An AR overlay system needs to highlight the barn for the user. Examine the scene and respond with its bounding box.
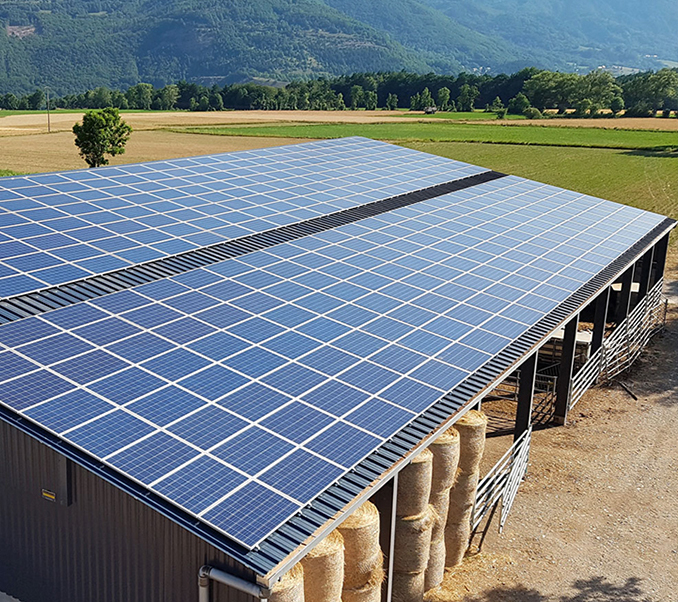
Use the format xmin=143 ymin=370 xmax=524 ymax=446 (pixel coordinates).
xmin=0 ymin=137 xmax=673 ymax=602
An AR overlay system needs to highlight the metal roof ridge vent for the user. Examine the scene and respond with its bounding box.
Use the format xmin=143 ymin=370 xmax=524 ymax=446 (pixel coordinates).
xmin=0 ymin=170 xmax=505 ymax=324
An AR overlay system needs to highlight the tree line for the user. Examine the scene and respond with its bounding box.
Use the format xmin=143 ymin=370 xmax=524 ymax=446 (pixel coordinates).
xmin=1 ymin=68 xmax=677 ymax=117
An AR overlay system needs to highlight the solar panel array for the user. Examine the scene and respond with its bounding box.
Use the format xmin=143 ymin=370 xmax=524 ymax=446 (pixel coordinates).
xmin=0 ymin=138 xmax=486 ymax=299
xmin=0 ymin=170 xmax=665 ymax=549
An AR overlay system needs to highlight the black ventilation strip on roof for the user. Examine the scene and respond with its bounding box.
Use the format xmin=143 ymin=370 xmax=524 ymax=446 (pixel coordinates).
xmin=0 ymin=170 xmax=505 ymax=324
xmin=1 ymin=218 xmax=673 ymax=580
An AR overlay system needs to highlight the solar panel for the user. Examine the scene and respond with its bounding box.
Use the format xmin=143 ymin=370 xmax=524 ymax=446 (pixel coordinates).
xmin=0 ymin=138 xmax=487 ymax=298
xmin=0 ymin=172 xmax=666 ymax=549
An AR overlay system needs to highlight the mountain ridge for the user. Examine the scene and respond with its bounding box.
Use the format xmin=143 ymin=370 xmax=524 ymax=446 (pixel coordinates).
xmin=0 ymin=0 xmax=676 ymax=94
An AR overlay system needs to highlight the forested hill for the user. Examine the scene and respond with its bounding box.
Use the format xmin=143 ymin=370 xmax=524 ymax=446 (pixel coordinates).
xmin=0 ymin=0 xmax=676 ymax=95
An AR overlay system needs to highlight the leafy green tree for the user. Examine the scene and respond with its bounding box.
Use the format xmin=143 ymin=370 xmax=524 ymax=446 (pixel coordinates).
xmin=436 ymin=87 xmax=451 ymax=111
xmin=448 ymin=99 xmax=456 ymax=112
xmin=507 ymin=92 xmax=530 ymax=114
xmin=198 ymin=95 xmax=210 ymax=111
xmin=489 ymin=96 xmax=504 ymax=111
xmin=523 ymin=71 xmax=579 ymax=112
xmin=88 ymin=87 xmax=112 ymax=109
xmin=364 ymin=90 xmax=378 ymax=110
xmin=209 ymin=89 xmax=224 ymax=111
xmin=420 ymin=87 xmax=434 ymax=109
xmin=72 ymin=108 xmax=132 ymax=168
xmin=610 ymin=96 xmax=625 ymax=115
xmin=126 ymin=83 xmax=154 ymax=110
xmin=457 ymin=84 xmax=479 ymax=112
xmin=1 ymin=93 xmax=20 ymax=110
xmin=350 ymin=85 xmax=364 ymax=109
xmin=523 ymin=106 xmax=542 ymax=119
xmin=336 ymin=92 xmax=346 ymax=110
xmin=410 ymin=92 xmax=422 ymax=111
xmin=578 ymin=71 xmax=621 ymax=110
xmin=385 ymin=93 xmax=398 ymax=110
xmin=153 ymin=85 xmax=179 ymax=110
xmin=27 ymin=89 xmax=45 ymax=110
xmin=574 ymin=98 xmax=592 ymax=116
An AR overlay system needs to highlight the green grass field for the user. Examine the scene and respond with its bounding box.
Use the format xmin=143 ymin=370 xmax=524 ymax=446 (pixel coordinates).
xmin=177 ymin=122 xmax=678 ymax=151
xmin=405 ymin=142 xmax=677 ymax=225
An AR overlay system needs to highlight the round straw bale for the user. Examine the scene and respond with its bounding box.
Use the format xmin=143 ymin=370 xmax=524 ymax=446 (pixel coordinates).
xmin=270 ymin=563 xmax=304 ymax=602
xmin=429 ymin=428 xmax=460 ymax=492
xmin=447 ymin=470 xmax=479 ymax=519
xmin=424 ymin=538 xmax=446 ymax=592
xmin=455 ymin=411 xmax=487 ymax=474
xmin=397 ymin=449 xmax=433 ymax=517
xmin=444 ymin=515 xmax=471 ymax=568
xmin=338 ymin=502 xmax=382 ymax=589
xmin=342 ymin=565 xmax=384 ymax=602
xmin=301 ymin=530 xmax=344 ymax=602
xmin=391 ymin=570 xmax=426 ymax=602
xmin=393 ymin=505 xmax=435 ymax=573
xmin=428 ymin=488 xmax=450 ymax=542
xmin=342 ymin=571 xmax=384 ymax=602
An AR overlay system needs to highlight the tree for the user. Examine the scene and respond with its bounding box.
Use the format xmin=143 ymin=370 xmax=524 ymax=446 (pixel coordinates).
xmin=420 ymin=87 xmax=434 ymax=109
xmin=507 ymin=93 xmax=530 ymax=115
xmin=457 ymin=84 xmax=479 ymax=112
xmin=72 ymin=108 xmax=132 ymax=168
xmin=610 ymin=96 xmax=625 ymax=115
xmin=385 ymin=93 xmax=398 ymax=110
xmin=364 ymin=91 xmax=378 ymax=110
xmin=336 ymin=93 xmax=346 ymax=111
xmin=436 ymin=87 xmax=450 ymax=111
xmin=410 ymin=92 xmax=422 ymax=111
xmin=489 ymin=96 xmax=504 ymax=112
xmin=350 ymin=85 xmax=364 ymax=110
xmin=27 ymin=89 xmax=45 ymax=110
xmin=126 ymin=83 xmax=154 ymax=110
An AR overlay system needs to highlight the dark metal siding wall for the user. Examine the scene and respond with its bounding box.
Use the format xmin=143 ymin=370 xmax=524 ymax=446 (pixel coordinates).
xmin=0 ymin=420 xmax=256 ymax=602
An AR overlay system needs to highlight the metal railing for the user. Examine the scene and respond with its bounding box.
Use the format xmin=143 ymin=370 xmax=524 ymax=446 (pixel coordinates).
xmin=472 ymin=427 xmax=532 ymax=532
xmin=570 ymin=278 xmax=667 ymax=409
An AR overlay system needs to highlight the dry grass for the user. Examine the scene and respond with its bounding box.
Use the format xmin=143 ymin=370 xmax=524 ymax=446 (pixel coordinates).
xmin=0 ymin=130 xmax=308 ymax=174
xmin=1 ymin=110 xmax=676 ymax=138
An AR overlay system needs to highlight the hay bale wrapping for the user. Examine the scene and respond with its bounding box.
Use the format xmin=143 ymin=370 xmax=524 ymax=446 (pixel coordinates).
xmin=393 ymin=504 xmax=436 ymax=573
xmin=341 ymin=564 xmax=384 ymax=602
xmin=428 ymin=487 xmax=450 ymax=543
xmin=455 ymin=410 xmax=487 ymax=474
xmin=301 ymin=530 xmax=344 ymax=602
xmin=396 ymin=448 xmax=433 ymax=517
xmin=270 ymin=563 xmax=304 ymax=602
xmin=424 ymin=537 xmax=446 ymax=592
xmin=338 ymin=501 xmax=382 ymax=590
xmin=429 ymin=428 xmax=460 ymax=492
xmin=391 ymin=570 xmax=426 ymax=602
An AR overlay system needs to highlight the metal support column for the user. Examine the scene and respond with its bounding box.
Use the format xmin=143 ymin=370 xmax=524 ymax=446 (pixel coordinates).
xmin=385 ymin=473 xmax=398 ymax=602
xmin=554 ymin=314 xmax=579 ymax=425
xmin=515 ymin=352 xmax=537 ymax=442
xmin=633 ymin=248 xmax=655 ymax=309
xmin=591 ymin=288 xmax=610 ymax=353
xmin=650 ymin=234 xmax=669 ymax=289
xmin=615 ymin=266 xmax=634 ymax=324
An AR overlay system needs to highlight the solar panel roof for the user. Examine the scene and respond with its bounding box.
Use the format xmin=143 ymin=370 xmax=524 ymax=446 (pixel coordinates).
xmin=0 ymin=138 xmax=486 ymax=299
xmin=0 ymin=165 xmax=668 ymax=550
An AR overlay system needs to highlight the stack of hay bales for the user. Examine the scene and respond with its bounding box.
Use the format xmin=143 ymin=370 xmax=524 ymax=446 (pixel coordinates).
xmin=445 ymin=410 xmax=487 ymax=567
xmin=338 ymin=501 xmax=384 ymax=602
xmin=424 ymin=428 xmax=460 ymax=591
xmin=270 ymin=563 xmax=305 ymax=602
xmin=301 ymin=530 xmax=344 ymax=602
xmin=392 ymin=449 xmax=435 ymax=602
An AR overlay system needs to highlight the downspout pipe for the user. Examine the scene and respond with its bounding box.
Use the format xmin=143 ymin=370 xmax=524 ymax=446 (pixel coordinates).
xmin=199 ymin=565 xmax=269 ymax=601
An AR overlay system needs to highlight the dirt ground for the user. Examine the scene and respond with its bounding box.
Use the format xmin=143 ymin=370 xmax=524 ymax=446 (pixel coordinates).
xmin=427 ymin=267 xmax=678 ymax=602
xmin=1 ymin=110 xmax=676 ymax=137
xmin=0 ymin=130 xmax=308 ymax=173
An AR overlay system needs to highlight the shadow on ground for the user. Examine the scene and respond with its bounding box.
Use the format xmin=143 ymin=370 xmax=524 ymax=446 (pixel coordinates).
xmin=464 ymin=577 xmax=652 ymax=602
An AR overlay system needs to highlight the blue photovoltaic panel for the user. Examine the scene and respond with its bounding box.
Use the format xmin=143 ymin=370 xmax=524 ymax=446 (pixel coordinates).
xmin=0 ymin=170 xmax=668 ymax=549
xmin=0 ymin=137 xmax=487 ymax=298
